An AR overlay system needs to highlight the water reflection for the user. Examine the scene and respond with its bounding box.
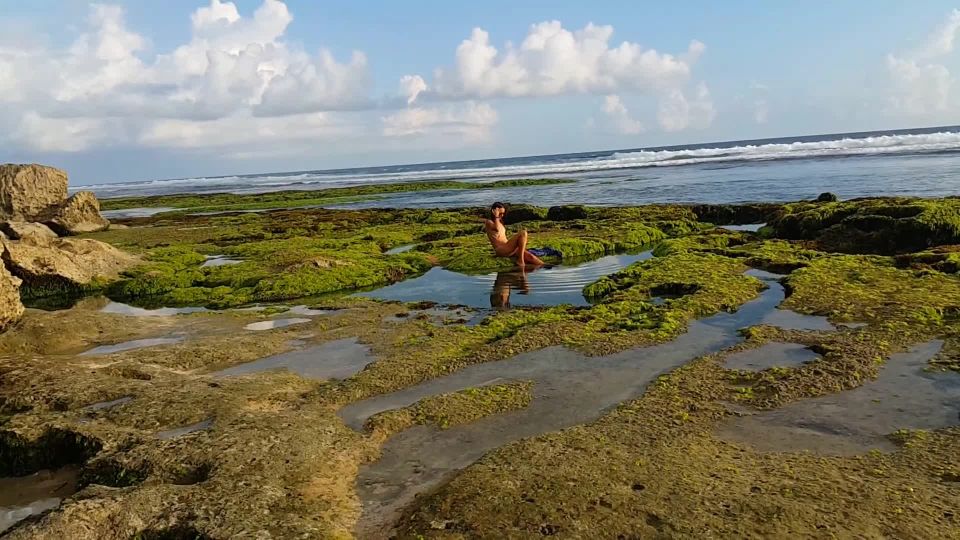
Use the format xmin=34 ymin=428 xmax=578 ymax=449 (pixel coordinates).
xmin=357 ymin=251 xmax=654 ymax=308
xmin=489 ymin=269 xmax=531 ymax=308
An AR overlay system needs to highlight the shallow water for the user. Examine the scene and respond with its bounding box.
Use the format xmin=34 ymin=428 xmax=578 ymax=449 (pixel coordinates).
xmin=283 ymin=305 xmax=332 ymax=317
xmin=83 ymin=396 xmax=133 ymax=412
xmin=742 ymin=269 xmax=835 ymax=331
xmin=357 ymin=251 xmax=654 ymax=308
xmin=722 ymin=223 xmax=766 ymax=232
xmin=243 ymin=318 xmax=311 ymax=331
xmin=156 ymin=419 xmax=214 ymax=440
xmin=725 ymin=342 xmax=820 ymax=371
xmin=339 ymin=273 xmax=832 ymax=536
xmin=80 ymin=336 xmax=184 ymax=356
xmin=101 ymin=207 xmax=175 ymax=218
xmin=384 ymin=244 xmax=417 ymax=255
xmin=100 ymin=302 xmax=208 ymax=317
xmin=716 ymin=340 xmax=958 ymax=456
xmin=386 ymin=306 xmax=487 ymax=327
xmin=0 ymin=467 xmax=79 ymax=533
xmin=201 ymin=255 xmax=242 ymax=267
xmin=212 ymin=337 xmax=374 ymax=380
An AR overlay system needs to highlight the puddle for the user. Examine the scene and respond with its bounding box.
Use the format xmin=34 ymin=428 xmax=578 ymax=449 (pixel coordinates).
xmin=282 ymin=306 xmax=332 ymax=317
xmin=155 ymin=419 xmax=214 ymax=440
xmin=83 ymin=396 xmax=133 ymax=412
xmin=384 ymin=244 xmax=417 ymax=255
xmin=243 ymin=318 xmax=311 ymax=331
xmin=100 ymin=302 xmax=209 ymax=317
xmin=839 ymin=322 xmax=869 ymax=329
xmin=0 ymin=466 xmax=79 ymax=534
xmin=357 ymin=251 xmax=654 ymax=308
xmin=340 ymin=273 xmax=834 ymax=536
xmin=387 ymin=306 xmax=487 ymax=327
xmin=743 ymin=269 xmax=835 ymax=331
xmin=212 ymin=337 xmax=374 ymax=380
xmin=722 ymin=223 xmax=767 ymax=232
xmin=101 ymin=207 xmax=176 ymax=219
xmin=80 ymin=336 xmax=184 ymax=356
xmin=201 ymin=255 xmax=242 ymax=267
xmin=725 ymin=342 xmax=820 ymax=371
xmin=716 ymin=340 xmax=959 ymax=456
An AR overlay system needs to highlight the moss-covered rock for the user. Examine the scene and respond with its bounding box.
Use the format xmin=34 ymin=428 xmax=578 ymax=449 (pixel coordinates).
xmin=768 ymin=197 xmax=960 ymax=254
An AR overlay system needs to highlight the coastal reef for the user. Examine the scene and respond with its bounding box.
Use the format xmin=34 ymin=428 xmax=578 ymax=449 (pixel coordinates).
xmin=1 ymin=183 xmax=958 ymax=538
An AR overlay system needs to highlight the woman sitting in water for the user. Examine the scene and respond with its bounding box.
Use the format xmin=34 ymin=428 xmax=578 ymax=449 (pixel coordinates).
xmin=484 ymin=202 xmax=545 ymax=268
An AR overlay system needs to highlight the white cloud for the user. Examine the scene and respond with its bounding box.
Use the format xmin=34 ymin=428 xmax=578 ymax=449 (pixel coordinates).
xmin=1 ymin=0 xmax=373 ymax=152
xmin=399 ymin=74 xmax=428 ymax=105
xmin=886 ymin=54 xmax=951 ymax=115
xmin=657 ymin=82 xmax=715 ymax=132
xmin=599 ymin=95 xmax=643 ymax=135
xmin=406 ymin=22 xmax=702 ymax=102
xmin=886 ymin=9 xmax=960 ymax=117
xmin=382 ymin=102 xmax=498 ymax=141
xmin=921 ymin=9 xmax=960 ymax=58
xmin=138 ymin=112 xmax=356 ymax=158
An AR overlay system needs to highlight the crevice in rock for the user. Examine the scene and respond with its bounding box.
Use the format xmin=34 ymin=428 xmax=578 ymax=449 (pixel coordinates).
xmin=0 ymin=428 xmax=102 ymax=477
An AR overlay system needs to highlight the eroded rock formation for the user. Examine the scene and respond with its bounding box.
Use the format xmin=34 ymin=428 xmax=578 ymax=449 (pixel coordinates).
xmin=2 ymin=236 xmax=139 ymax=296
xmin=46 ymin=191 xmax=110 ymax=235
xmin=0 ymin=164 xmax=68 ymax=222
xmin=0 ymin=243 xmax=24 ymax=331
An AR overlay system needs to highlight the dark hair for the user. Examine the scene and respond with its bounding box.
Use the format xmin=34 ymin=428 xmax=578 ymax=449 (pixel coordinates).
xmin=491 ymin=202 xmax=505 ymax=210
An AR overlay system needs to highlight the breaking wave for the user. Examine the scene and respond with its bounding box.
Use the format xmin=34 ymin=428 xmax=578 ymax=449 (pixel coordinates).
xmin=81 ymin=130 xmax=960 ymax=198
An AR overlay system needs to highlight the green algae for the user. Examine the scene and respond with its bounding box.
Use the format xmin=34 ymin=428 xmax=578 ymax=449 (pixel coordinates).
xmin=769 ymin=197 xmax=960 ymax=254
xmin=101 ymin=178 xmax=573 ymax=213
xmin=5 ymin=196 xmax=960 ymax=538
xmin=363 ymin=381 xmax=533 ymax=435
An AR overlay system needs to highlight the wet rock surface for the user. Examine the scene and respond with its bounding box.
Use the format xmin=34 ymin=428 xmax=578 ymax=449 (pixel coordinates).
xmin=341 ymin=277 xmax=834 ymax=537
xmin=717 ymin=340 xmax=959 ymax=455
xmin=1 ymin=196 xmax=959 ymax=538
xmin=0 ymin=466 xmax=80 ymax=534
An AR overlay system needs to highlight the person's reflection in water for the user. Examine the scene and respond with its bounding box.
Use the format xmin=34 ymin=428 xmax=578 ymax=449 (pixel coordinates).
xmin=490 ymin=268 xmax=533 ymax=309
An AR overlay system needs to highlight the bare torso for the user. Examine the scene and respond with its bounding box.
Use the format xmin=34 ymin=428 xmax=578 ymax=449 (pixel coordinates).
xmin=485 ymin=219 xmax=509 ymax=254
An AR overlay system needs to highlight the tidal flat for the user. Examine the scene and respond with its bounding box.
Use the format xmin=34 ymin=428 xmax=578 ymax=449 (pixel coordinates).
xmin=2 ymin=186 xmax=960 ymax=538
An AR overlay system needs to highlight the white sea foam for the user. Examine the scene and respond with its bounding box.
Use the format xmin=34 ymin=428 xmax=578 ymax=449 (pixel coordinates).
xmin=81 ymin=131 xmax=960 ymax=197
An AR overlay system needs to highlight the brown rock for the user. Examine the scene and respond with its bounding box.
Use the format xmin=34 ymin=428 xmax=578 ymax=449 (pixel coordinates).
xmin=0 ymin=164 xmax=68 ymax=221
xmin=46 ymin=191 xmax=110 ymax=235
xmin=2 ymin=236 xmax=139 ymax=294
xmin=0 ymin=242 xmax=24 ymax=331
xmin=0 ymin=221 xmax=58 ymax=242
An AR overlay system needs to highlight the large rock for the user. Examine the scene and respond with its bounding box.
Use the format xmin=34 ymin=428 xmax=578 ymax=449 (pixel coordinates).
xmin=547 ymin=205 xmax=589 ymax=221
xmin=46 ymin=191 xmax=110 ymax=235
xmin=0 ymin=221 xmax=58 ymax=243
xmin=2 ymin=237 xmax=139 ymax=296
xmin=0 ymin=164 xmax=68 ymax=221
xmin=0 ymin=243 xmax=24 ymax=331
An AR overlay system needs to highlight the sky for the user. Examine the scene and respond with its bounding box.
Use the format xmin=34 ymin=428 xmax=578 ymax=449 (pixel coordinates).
xmin=2 ymin=1 xmax=960 ymax=185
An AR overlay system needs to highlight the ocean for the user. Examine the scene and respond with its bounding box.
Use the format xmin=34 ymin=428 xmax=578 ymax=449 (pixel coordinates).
xmin=82 ymin=126 xmax=960 ymax=206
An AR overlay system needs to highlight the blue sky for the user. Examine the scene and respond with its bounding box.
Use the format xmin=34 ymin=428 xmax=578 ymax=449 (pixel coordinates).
xmin=2 ymin=1 xmax=959 ymax=184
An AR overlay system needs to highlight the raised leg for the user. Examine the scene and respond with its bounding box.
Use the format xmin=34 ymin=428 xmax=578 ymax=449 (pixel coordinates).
xmin=514 ymin=230 xmax=529 ymax=268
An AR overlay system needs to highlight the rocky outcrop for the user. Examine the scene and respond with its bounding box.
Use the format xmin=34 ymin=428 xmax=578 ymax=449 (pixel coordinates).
xmin=0 ymin=221 xmax=58 ymax=243
xmin=0 ymin=164 xmax=68 ymax=222
xmin=0 ymin=243 xmax=24 ymax=330
xmin=46 ymin=191 xmax=110 ymax=235
xmin=547 ymin=205 xmax=589 ymax=221
xmin=2 ymin=236 xmax=139 ymax=297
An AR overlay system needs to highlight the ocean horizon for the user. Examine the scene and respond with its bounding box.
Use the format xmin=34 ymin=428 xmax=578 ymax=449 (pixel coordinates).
xmin=80 ymin=125 xmax=960 ymax=206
